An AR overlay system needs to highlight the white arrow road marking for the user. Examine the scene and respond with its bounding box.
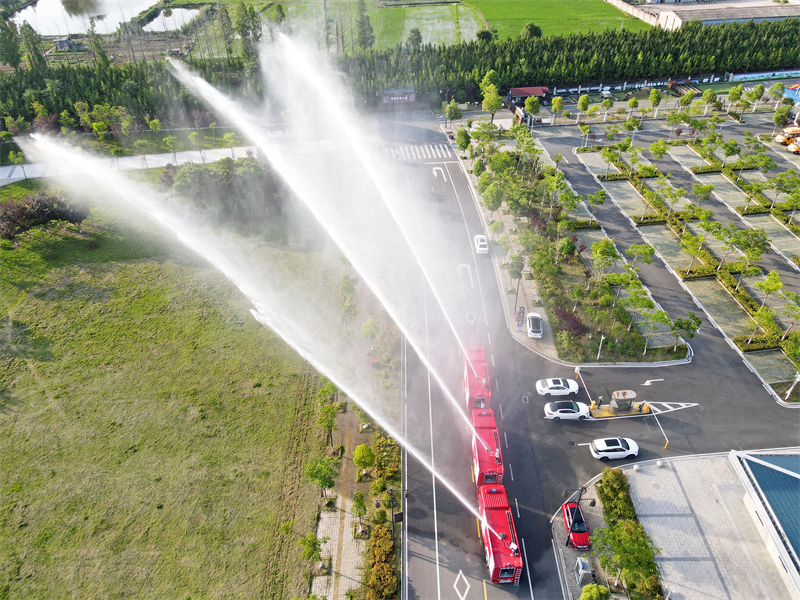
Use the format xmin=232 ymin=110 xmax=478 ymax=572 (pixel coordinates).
xmin=458 ymin=263 xmax=474 ymax=288
xmin=642 ymin=379 xmax=664 ymax=386
xmin=453 ymin=569 xmax=471 ymax=600
xmin=433 ymin=166 xmax=447 ymax=182
xmin=647 ymin=402 xmax=699 ymax=415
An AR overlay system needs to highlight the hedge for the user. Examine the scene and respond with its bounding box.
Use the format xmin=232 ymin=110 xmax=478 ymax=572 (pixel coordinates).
xmin=569 ymin=220 xmax=602 ymax=230
xmin=595 ymin=468 xmax=636 ymax=524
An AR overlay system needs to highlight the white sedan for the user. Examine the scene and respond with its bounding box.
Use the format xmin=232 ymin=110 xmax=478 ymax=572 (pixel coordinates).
xmin=474 ymin=234 xmax=489 ymax=254
xmin=544 ymin=401 xmax=591 ymax=421
xmin=536 ymin=378 xmax=580 ymax=397
xmin=589 ymin=437 xmax=639 ymax=462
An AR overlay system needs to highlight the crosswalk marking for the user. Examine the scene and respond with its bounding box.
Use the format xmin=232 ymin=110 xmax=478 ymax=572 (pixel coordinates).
xmin=384 ymin=144 xmax=452 ymax=161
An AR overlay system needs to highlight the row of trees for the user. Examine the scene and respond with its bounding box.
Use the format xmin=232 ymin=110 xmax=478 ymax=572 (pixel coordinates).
xmin=338 ymin=19 xmax=800 ymax=101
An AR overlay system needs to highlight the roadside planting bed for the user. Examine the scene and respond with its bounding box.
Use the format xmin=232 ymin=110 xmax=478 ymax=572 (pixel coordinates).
xmin=740 ymin=275 xmax=794 ymax=330
xmin=685 ymin=222 xmax=743 ymax=266
xmin=579 ymin=151 xmax=620 ymax=178
xmin=638 ymin=224 xmax=694 ymax=270
xmin=696 ymin=172 xmax=751 ymax=210
xmin=642 ymin=178 xmax=693 ymax=212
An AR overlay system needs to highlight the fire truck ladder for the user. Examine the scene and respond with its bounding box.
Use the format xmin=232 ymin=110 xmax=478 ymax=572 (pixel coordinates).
xmin=506 ymin=511 xmax=522 ymax=586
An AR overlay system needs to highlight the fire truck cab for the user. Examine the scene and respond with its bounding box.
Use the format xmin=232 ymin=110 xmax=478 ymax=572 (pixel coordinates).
xmin=464 ymin=346 xmax=492 ymax=410
xmin=478 ymin=485 xmax=523 ymax=585
xmin=471 ymin=409 xmax=504 ymax=486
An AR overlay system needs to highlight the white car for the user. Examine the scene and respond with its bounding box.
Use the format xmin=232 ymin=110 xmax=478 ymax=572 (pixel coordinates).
xmin=589 ymin=437 xmax=639 ymax=462
xmin=526 ymin=312 xmax=543 ymax=338
xmin=544 ymin=401 xmax=591 ymax=421
xmin=474 ymin=234 xmax=489 ymax=254
xmin=536 ymin=378 xmax=580 ymax=397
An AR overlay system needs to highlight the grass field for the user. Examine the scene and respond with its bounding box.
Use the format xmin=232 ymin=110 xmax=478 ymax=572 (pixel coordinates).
xmin=1 ymin=187 xmax=324 ymax=598
xmin=465 ymin=0 xmax=650 ymax=39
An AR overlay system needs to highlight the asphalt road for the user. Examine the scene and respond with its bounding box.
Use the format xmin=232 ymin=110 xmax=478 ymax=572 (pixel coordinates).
xmin=375 ymin=110 xmax=800 ymax=600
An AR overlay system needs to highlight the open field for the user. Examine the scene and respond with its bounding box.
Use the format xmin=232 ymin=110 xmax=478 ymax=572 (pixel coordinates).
xmin=464 ymin=0 xmax=650 ymax=39
xmin=1 ymin=192 xmax=323 ymax=598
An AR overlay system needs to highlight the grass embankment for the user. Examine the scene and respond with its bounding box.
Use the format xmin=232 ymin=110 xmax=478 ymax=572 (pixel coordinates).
xmin=1 ymin=195 xmax=323 ymax=597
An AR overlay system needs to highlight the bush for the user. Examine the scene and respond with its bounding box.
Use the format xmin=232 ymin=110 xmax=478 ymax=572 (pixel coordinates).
xmin=370 ymin=478 xmax=386 ymax=496
xmin=595 ymin=467 xmax=636 ymax=524
xmin=579 ymin=584 xmax=611 ymax=600
xmin=372 ymin=508 xmax=387 ymax=524
xmin=367 ymin=562 xmax=398 ymax=600
xmin=472 ymin=157 xmax=485 ymax=176
xmin=554 ymin=306 xmax=587 ymax=336
xmin=555 ymin=330 xmax=584 ymax=361
xmin=373 ymin=430 xmax=400 ymax=480
xmin=557 ymin=236 xmax=576 ymax=257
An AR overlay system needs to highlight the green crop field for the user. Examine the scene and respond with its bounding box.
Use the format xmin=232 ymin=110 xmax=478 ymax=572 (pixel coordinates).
xmin=465 ymin=0 xmax=651 ymax=39
xmin=0 ymin=182 xmax=323 ymax=598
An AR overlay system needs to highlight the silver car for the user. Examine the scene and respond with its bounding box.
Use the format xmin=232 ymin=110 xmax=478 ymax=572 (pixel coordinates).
xmin=544 ymin=401 xmax=591 ymax=421
xmin=589 ymin=437 xmax=639 ymax=462
xmin=474 ymin=234 xmax=489 ymax=254
xmin=536 ymin=378 xmax=580 ymax=397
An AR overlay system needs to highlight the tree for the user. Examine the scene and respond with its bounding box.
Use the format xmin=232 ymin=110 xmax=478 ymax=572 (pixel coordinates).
xmin=406 ymin=27 xmax=422 ymax=54
xmin=692 ymin=183 xmax=715 ymax=203
xmin=577 ymin=94 xmax=590 ymax=114
xmin=643 ymin=310 xmax=671 ymax=355
xmin=482 ymin=84 xmax=503 ymax=123
xmin=271 ymin=3 xmax=286 ymax=27
xmin=587 ymin=189 xmax=606 ymax=224
xmin=188 ymin=131 xmax=200 ymax=151
xmin=769 ymin=169 xmax=800 ymax=208
xmin=20 ymin=21 xmax=46 ymax=71
xmin=507 ymin=253 xmax=525 ymax=282
xmin=732 ymin=228 xmax=770 ymax=290
xmin=728 ymin=84 xmax=743 ymax=111
xmin=519 ymin=22 xmax=542 ymax=39
xmin=579 ymin=583 xmax=611 ymax=600
xmin=352 ymin=492 xmax=367 ymax=524
xmin=781 ymin=291 xmax=800 ymax=340
xmin=551 ymin=96 xmax=563 ymax=116
xmin=299 ymin=531 xmax=328 ymax=564
xmin=317 ymin=403 xmax=339 ymax=448
xmin=774 ymin=105 xmax=792 ymax=134
xmin=600 ymin=98 xmax=613 ymax=112
xmin=445 ymin=100 xmax=463 ymax=127
xmin=524 ymin=95 xmax=540 ymax=116
xmin=627 ymin=97 xmax=639 ymax=118
xmin=223 ymin=132 xmax=238 ymax=149
xmin=679 ymin=90 xmax=695 ymax=108
xmin=162 ymin=135 xmax=177 ymax=162
xmin=456 ymin=127 xmax=471 ymax=152
xmin=701 ymin=87 xmax=717 ymax=106
xmin=353 ymin=444 xmax=376 ymax=472
xmin=769 ymin=82 xmax=786 ymax=102
xmin=666 ymin=111 xmax=683 ymax=141
xmin=626 ymin=243 xmax=654 ymax=267
xmin=219 ymin=6 xmax=235 ymax=58
xmin=720 ymin=139 xmax=739 ymax=166
xmin=680 ymin=232 xmax=704 ymax=274
xmin=476 ymin=29 xmax=495 ymax=43
xmin=649 ymin=138 xmax=667 ymax=162
xmin=671 ymin=311 xmax=701 ymax=351
xmin=0 ymin=20 xmax=21 ymax=71
xmin=649 ymin=88 xmax=661 ymax=111
xmin=149 ymin=118 xmax=162 ymax=147
xmin=482 ymin=181 xmax=504 ymax=218
xmin=591 ymin=238 xmax=620 ymax=278
xmin=234 ymin=1 xmax=263 ymax=60
xmin=755 ymin=270 xmax=783 ymax=307
xmin=593 ymin=520 xmax=660 ymax=586
xmin=86 ymin=18 xmax=109 ymax=70
xmin=304 ymin=456 xmax=338 ymax=497
xmin=480 ymin=70 xmax=500 ymax=95
xmin=623 ymin=280 xmax=654 ymax=331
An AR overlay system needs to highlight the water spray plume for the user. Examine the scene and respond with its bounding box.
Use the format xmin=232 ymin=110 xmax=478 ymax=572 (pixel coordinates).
xmin=25 ymin=134 xmax=496 ymax=530
xmin=272 ymin=34 xmax=481 ymax=382
xmin=166 ymin=59 xmax=490 ymax=450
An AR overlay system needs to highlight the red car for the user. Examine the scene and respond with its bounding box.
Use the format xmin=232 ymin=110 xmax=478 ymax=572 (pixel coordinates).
xmin=562 ymin=502 xmax=590 ymax=550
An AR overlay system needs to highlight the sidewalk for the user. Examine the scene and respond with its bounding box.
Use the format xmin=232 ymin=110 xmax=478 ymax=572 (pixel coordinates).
xmin=0 ymin=145 xmax=261 ymax=187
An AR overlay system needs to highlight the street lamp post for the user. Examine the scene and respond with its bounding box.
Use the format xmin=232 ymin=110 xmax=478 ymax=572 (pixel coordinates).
xmin=386 ymin=488 xmax=409 ymax=547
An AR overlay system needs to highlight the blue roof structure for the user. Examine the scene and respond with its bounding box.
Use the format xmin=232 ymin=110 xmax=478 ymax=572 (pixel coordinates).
xmin=742 ymin=453 xmax=800 ymax=566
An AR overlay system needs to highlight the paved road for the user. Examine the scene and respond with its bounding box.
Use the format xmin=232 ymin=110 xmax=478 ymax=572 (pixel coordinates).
xmin=377 ymin=110 xmax=800 ymax=600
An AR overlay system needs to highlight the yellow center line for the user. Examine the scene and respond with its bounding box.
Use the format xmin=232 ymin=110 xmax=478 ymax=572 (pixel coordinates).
xmin=471 ymin=464 xmax=475 ymax=483
xmin=476 ymin=517 xmax=481 ymax=539
xmin=483 ymin=579 xmax=488 ymax=600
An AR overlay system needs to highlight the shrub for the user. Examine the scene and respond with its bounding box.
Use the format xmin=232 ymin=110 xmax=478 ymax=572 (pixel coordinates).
xmin=555 ymin=330 xmax=584 ymax=361
xmin=373 ymin=430 xmax=400 ymax=480
xmin=472 ymin=157 xmax=485 ymax=177
xmin=372 ymin=508 xmax=387 ymax=524
xmin=370 ymin=478 xmax=386 ymax=496
xmin=557 ymin=237 xmax=576 ymax=257
xmin=579 ymin=584 xmax=611 ymax=600
xmin=367 ymin=562 xmax=398 ymax=600
xmin=595 ymin=467 xmax=636 ymax=524
xmin=554 ymin=307 xmax=587 ymax=336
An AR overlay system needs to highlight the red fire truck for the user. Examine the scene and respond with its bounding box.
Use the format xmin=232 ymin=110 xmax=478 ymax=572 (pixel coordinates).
xmin=464 ymin=346 xmax=491 ymax=410
xmin=471 ymin=409 xmax=504 ymax=486
xmin=478 ymin=485 xmax=523 ymax=585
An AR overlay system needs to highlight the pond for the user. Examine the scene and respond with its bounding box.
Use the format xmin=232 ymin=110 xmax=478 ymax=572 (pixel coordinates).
xmin=12 ymin=0 xmax=195 ymax=35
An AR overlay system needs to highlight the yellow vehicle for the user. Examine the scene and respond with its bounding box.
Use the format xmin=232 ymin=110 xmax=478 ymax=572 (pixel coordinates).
xmin=789 ymin=139 xmax=800 ymax=155
xmin=775 ymin=126 xmax=800 ymax=145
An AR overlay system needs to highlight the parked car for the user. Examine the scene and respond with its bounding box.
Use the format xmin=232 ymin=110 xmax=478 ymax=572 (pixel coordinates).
xmin=562 ymin=502 xmax=590 ymax=550
xmin=473 ymin=234 xmax=489 ymax=254
xmin=536 ymin=378 xmax=580 ymax=397
xmin=589 ymin=437 xmax=639 ymax=462
xmin=544 ymin=401 xmax=590 ymax=421
xmin=526 ymin=312 xmax=543 ymax=338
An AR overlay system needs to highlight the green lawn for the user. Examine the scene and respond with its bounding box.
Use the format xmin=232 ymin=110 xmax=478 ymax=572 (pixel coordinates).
xmin=1 ymin=200 xmax=323 ymax=598
xmin=465 ymin=0 xmax=650 ymax=39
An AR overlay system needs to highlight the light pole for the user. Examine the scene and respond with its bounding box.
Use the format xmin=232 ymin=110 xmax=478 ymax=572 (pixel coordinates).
xmin=561 ymin=487 xmax=592 ymax=547
xmin=386 ymin=488 xmax=409 ymax=547
xmin=597 ymin=334 xmax=606 ymax=360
